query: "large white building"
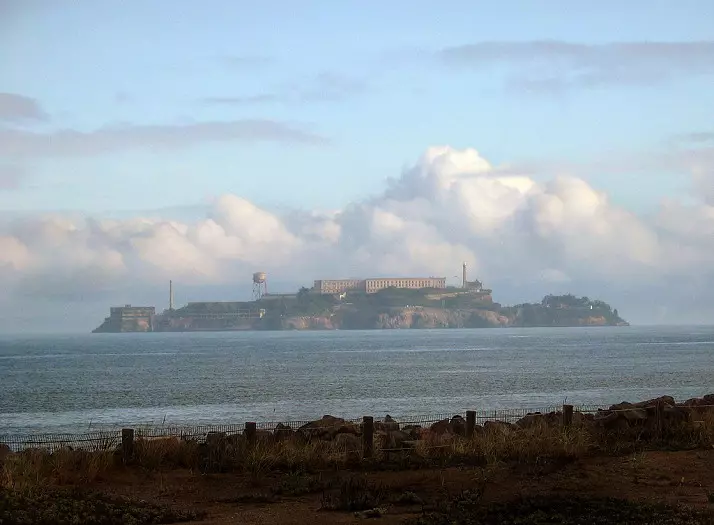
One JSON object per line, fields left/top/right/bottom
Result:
{"left": 313, "top": 277, "right": 446, "bottom": 295}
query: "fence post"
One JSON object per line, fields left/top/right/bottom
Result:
{"left": 562, "top": 405, "right": 574, "bottom": 427}
{"left": 656, "top": 401, "right": 665, "bottom": 437}
{"left": 362, "top": 416, "right": 374, "bottom": 459}
{"left": 121, "top": 428, "right": 134, "bottom": 464}
{"left": 245, "top": 422, "right": 257, "bottom": 447}
{"left": 466, "top": 411, "right": 476, "bottom": 438}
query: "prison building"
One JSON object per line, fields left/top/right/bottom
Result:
{"left": 365, "top": 277, "right": 446, "bottom": 293}
{"left": 312, "top": 279, "right": 364, "bottom": 294}
{"left": 313, "top": 277, "right": 446, "bottom": 295}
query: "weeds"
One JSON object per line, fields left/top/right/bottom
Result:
{"left": 1, "top": 449, "right": 114, "bottom": 491}
{"left": 272, "top": 470, "right": 326, "bottom": 496}
{"left": 134, "top": 437, "right": 200, "bottom": 471}
{"left": 393, "top": 490, "right": 424, "bottom": 506}
{"left": 0, "top": 487, "right": 205, "bottom": 525}
{"left": 408, "top": 494, "right": 714, "bottom": 525}
{"left": 320, "top": 475, "right": 386, "bottom": 512}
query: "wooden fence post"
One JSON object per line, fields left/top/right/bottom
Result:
{"left": 466, "top": 411, "right": 476, "bottom": 438}
{"left": 656, "top": 401, "right": 665, "bottom": 437}
{"left": 121, "top": 428, "right": 134, "bottom": 464}
{"left": 362, "top": 416, "right": 374, "bottom": 459}
{"left": 563, "top": 405, "right": 574, "bottom": 427}
{"left": 245, "top": 422, "right": 257, "bottom": 447}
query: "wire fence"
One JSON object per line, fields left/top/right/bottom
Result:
{"left": 3, "top": 403, "right": 701, "bottom": 453}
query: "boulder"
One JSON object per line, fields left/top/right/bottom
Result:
{"left": 593, "top": 412, "right": 630, "bottom": 432}
{"left": 681, "top": 395, "right": 714, "bottom": 415}
{"left": 608, "top": 402, "right": 635, "bottom": 411}
{"left": 256, "top": 429, "right": 273, "bottom": 443}
{"left": 402, "top": 425, "right": 423, "bottom": 440}
{"left": 633, "top": 396, "right": 675, "bottom": 408}
{"left": 516, "top": 410, "right": 587, "bottom": 429}
{"left": 298, "top": 415, "right": 358, "bottom": 440}
{"left": 428, "top": 419, "right": 452, "bottom": 436}
{"left": 0, "top": 443, "right": 10, "bottom": 461}
{"left": 450, "top": 415, "right": 466, "bottom": 436}
{"left": 375, "top": 415, "right": 400, "bottom": 432}
{"left": 620, "top": 409, "right": 648, "bottom": 423}
{"left": 375, "top": 430, "right": 413, "bottom": 451}
{"left": 274, "top": 423, "right": 293, "bottom": 441}
{"left": 516, "top": 412, "right": 548, "bottom": 429}
{"left": 483, "top": 420, "right": 515, "bottom": 434}
{"left": 390, "top": 430, "right": 413, "bottom": 448}
{"left": 374, "top": 431, "right": 392, "bottom": 451}
{"left": 334, "top": 432, "right": 361, "bottom": 453}
{"left": 663, "top": 404, "right": 691, "bottom": 422}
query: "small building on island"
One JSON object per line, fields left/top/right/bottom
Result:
{"left": 92, "top": 305, "right": 155, "bottom": 333}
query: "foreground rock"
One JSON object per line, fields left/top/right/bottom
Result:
{"left": 298, "top": 415, "right": 360, "bottom": 441}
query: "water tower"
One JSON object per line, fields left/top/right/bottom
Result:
{"left": 252, "top": 271, "right": 267, "bottom": 301}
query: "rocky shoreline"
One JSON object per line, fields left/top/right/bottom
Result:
{"left": 275, "top": 307, "right": 629, "bottom": 330}
{"left": 233, "top": 393, "right": 712, "bottom": 452}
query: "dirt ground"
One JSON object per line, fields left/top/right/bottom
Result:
{"left": 85, "top": 448, "right": 714, "bottom": 524}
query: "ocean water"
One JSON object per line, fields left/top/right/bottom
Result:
{"left": 1, "top": 326, "right": 713, "bottom": 434}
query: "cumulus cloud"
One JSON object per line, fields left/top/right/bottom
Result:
{"left": 437, "top": 41, "right": 714, "bottom": 92}
{"left": 0, "top": 92, "right": 47, "bottom": 122}
{"left": 0, "top": 120, "right": 327, "bottom": 158}
{"left": 1, "top": 145, "right": 714, "bottom": 329}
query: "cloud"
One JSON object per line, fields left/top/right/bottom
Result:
{"left": 201, "top": 71, "right": 367, "bottom": 106}
{"left": 220, "top": 55, "right": 275, "bottom": 69}
{"left": 296, "top": 72, "right": 368, "bottom": 102}
{"left": 201, "top": 94, "right": 280, "bottom": 106}
{"left": 437, "top": 40, "right": 714, "bottom": 92}
{"left": 0, "top": 164, "right": 25, "bottom": 189}
{"left": 673, "top": 131, "right": 714, "bottom": 145}
{"left": 0, "top": 120, "right": 328, "bottom": 158}
{"left": 2, "top": 145, "right": 714, "bottom": 330}
{"left": 0, "top": 92, "right": 48, "bottom": 122}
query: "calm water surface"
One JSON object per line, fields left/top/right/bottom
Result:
{"left": 1, "top": 326, "right": 713, "bottom": 434}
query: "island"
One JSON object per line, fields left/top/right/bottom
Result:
{"left": 92, "top": 267, "right": 628, "bottom": 332}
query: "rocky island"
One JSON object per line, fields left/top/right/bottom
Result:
{"left": 260, "top": 289, "right": 628, "bottom": 330}
{"left": 93, "top": 272, "right": 628, "bottom": 333}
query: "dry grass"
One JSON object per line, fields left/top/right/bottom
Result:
{"left": 1, "top": 448, "right": 114, "bottom": 490}
{"left": 134, "top": 437, "right": 200, "bottom": 470}
{"left": 411, "top": 421, "right": 592, "bottom": 467}
{"left": 3, "top": 412, "right": 714, "bottom": 492}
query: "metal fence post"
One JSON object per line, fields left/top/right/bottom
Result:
{"left": 362, "top": 416, "right": 374, "bottom": 459}
{"left": 121, "top": 428, "right": 134, "bottom": 464}
{"left": 245, "top": 422, "right": 257, "bottom": 447}
{"left": 466, "top": 410, "right": 476, "bottom": 438}
{"left": 563, "top": 405, "right": 574, "bottom": 427}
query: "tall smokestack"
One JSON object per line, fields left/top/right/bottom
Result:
{"left": 169, "top": 280, "right": 174, "bottom": 311}
{"left": 462, "top": 262, "right": 467, "bottom": 289}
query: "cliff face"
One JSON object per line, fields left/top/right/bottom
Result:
{"left": 92, "top": 317, "right": 152, "bottom": 333}
{"left": 280, "top": 316, "right": 335, "bottom": 330}
{"left": 370, "top": 308, "right": 511, "bottom": 329}
{"left": 280, "top": 306, "right": 627, "bottom": 330}
{"left": 154, "top": 316, "right": 256, "bottom": 331}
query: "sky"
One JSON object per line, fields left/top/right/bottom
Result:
{"left": 1, "top": 0, "right": 714, "bottom": 332}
